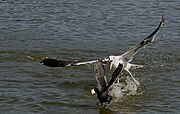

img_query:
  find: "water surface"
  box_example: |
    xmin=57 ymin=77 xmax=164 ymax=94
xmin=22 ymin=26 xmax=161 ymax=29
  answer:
xmin=0 ymin=0 xmax=179 ymax=113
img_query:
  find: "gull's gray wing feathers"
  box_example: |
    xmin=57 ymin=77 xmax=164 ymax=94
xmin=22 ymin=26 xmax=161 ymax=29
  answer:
xmin=122 ymin=16 xmax=165 ymax=62
xmin=94 ymin=61 xmax=108 ymax=92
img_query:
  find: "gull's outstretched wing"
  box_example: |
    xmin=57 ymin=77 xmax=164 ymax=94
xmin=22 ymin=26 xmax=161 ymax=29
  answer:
xmin=94 ymin=61 xmax=108 ymax=92
xmin=122 ymin=16 xmax=165 ymax=62
xmin=107 ymin=63 xmax=124 ymax=89
xmin=40 ymin=58 xmax=98 ymax=67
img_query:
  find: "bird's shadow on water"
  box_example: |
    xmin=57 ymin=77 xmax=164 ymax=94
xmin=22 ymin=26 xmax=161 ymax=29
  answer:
xmin=99 ymin=108 xmax=114 ymax=114
xmin=98 ymin=102 xmax=124 ymax=114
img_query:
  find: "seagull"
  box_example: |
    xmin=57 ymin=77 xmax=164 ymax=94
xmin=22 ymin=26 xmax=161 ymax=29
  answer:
xmin=93 ymin=60 xmax=124 ymax=107
xmin=40 ymin=16 xmax=165 ymax=86
xmin=41 ymin=16 xmax=164 ymax=68
xmin=109 ymin=16 xmax=165 ymax=86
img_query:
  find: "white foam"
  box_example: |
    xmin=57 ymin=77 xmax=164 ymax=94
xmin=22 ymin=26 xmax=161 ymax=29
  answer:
xmin=109 ymin=76 xmax=139 ymax=102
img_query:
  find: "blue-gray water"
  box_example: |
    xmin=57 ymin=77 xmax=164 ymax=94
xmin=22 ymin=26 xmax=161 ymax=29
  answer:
xmin=0 ymin=0 xmax=179 ymax=113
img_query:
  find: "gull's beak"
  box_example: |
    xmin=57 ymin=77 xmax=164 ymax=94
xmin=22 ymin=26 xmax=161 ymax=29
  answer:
xmin=109 ymin=60 xmax=113 ymax=70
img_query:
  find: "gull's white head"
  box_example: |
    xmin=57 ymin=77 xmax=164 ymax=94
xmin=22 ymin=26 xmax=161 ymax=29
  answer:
xmin=109 ymin=55 xmax=123 ymax=70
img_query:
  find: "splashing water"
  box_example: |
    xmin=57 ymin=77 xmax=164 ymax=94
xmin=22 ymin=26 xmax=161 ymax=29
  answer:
xmin=109 ymin=76 xmax=139 ymax=102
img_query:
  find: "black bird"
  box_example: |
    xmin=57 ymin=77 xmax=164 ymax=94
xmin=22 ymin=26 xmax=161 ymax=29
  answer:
xmin=93 ymin=60 xmax=124 ymax=107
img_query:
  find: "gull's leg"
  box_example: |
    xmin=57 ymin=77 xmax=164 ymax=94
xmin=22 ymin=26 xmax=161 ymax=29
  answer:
xmin=126 ymin=69 xmax=135 ymax=81
xmin=126 ymin=69 xmax=140 ymax=87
